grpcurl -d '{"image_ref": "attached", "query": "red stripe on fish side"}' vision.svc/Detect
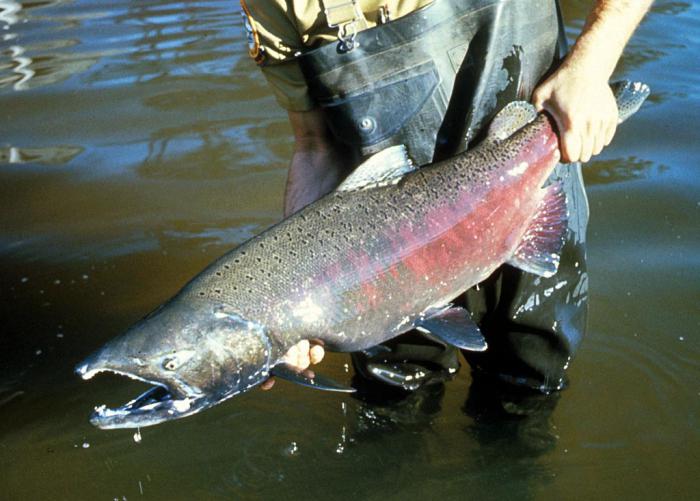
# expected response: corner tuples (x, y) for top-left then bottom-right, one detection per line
(398, 126), (560, 285)
(399, 189), (509, 282)
(345, 246), (387, 313)
(315, 122), (560, 314)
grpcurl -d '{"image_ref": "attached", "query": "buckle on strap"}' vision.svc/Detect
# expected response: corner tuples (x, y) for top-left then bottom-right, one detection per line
(322, 0), (368, 52)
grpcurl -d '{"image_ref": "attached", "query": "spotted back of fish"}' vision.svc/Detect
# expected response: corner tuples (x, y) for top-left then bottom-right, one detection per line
(179, 113), (557, 346)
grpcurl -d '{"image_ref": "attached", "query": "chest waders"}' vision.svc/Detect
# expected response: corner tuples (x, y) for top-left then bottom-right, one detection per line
(298, 0), (589, 393)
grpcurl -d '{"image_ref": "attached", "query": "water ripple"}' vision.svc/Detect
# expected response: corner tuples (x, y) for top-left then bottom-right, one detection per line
(0, 0), (243, 92)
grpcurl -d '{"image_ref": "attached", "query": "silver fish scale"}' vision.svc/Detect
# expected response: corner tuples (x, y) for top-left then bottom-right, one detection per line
(180, 116), (551, 349)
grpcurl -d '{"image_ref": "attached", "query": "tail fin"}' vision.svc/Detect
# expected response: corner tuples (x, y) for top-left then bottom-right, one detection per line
(611, 80), (650, 123)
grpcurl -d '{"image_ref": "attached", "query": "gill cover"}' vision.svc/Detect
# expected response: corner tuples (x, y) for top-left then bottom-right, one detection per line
(76, 299), (273, 429)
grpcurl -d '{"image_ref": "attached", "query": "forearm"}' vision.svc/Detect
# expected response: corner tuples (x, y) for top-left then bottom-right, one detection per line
(564, 0), (653, 80)
(283, 108), (353, 217)
(284, 145), (348, 216)
(533, 0), (652, 162)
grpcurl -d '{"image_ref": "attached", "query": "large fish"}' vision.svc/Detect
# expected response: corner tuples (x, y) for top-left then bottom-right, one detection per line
(76, 81), (649, 429)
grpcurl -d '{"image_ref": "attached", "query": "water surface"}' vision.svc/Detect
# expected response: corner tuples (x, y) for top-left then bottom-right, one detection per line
(1, 1), (698, 499)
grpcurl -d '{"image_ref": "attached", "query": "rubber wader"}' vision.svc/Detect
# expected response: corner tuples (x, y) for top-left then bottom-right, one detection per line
(297, 0), (589, 393)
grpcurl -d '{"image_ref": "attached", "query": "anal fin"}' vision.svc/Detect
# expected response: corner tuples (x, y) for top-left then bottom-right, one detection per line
(507, 181), (568, 277)
(271, 363), (355, 393)
(416, 306), (487, 352)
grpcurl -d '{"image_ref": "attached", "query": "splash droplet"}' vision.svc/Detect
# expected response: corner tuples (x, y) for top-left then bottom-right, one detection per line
(284, 441), (299, 456)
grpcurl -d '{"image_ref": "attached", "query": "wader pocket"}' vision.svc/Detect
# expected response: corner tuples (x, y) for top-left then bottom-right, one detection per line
(318, 62), (442, 153)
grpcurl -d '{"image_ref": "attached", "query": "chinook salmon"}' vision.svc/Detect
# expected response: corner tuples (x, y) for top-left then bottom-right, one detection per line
(75, 81), (649, 429)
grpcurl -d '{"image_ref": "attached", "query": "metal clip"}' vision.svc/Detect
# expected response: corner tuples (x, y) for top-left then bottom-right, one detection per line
(378, 6), (391, 24)
(324, 0), (366, 52)
(337, 21), (358, 52)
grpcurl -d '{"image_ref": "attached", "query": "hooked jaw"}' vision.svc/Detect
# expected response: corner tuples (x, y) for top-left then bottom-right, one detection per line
(74, 341), (270, 429)
(74, 358), (208, 429)
(75, 299), (274, 429)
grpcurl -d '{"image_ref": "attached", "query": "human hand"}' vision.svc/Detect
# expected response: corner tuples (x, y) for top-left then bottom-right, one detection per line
(260, 339), (325, 390)
(532, 64), (618, 163)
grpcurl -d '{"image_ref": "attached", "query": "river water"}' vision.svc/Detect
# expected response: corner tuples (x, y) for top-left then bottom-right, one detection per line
(0, 1), (698, 499)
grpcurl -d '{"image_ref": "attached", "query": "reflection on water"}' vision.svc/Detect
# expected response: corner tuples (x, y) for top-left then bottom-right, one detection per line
(0, 0), (103, 91)
(0, 144), (83, 164)
(0, 0), (21, 25)
(0, 0), (699, 499)
(463, 375), (560, 456)
(583, 156), (669, 185)
(0, 43), (33, 90)
(0, 379), (24, 408)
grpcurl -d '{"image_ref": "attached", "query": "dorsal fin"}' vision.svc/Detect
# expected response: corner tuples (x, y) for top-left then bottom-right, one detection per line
(486, 101), (538, 143)
(336, 145), (416, 192)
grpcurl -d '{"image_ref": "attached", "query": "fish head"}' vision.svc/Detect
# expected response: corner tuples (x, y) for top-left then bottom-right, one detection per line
(75, 299), (273, 429)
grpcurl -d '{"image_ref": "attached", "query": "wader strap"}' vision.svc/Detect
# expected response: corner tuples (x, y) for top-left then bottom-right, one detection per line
(322, 0), (368, 51)
(554, 0), (569, 58)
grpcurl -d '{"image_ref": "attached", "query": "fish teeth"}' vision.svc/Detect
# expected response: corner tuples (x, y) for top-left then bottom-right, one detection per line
(84, 367), (159, 386)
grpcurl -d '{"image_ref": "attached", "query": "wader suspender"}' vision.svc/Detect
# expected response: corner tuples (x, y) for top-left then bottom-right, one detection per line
(321, 0), (369, 51)
(555, 0), (569, 57)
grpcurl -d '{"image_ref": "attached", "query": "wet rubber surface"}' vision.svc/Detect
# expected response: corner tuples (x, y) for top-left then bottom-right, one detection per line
(1, 1), (698, 499)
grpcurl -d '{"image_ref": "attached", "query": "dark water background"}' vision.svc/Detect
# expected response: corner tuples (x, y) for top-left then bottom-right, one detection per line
(1, 0), (698, 499)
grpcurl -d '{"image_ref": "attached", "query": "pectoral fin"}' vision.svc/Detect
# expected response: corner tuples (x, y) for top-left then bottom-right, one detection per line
(507, 181), (568, 277)
(271, 363), (355, 393)
(416, 306), (487, 352)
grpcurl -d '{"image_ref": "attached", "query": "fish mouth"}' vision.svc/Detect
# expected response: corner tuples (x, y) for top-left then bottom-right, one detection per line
(75, 364), (208, 430)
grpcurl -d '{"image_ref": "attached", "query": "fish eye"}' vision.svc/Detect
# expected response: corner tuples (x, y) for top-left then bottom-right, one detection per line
(163, 357), (179, 371)
(161, 350), (195, 371)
